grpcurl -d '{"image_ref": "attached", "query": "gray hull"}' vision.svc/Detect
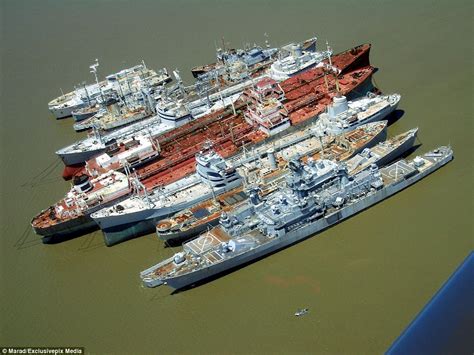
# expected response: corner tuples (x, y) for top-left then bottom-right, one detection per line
(159, 152), (452, 289)
(99, 180), (243, 246)
(351, 99), (398, 129)
(57, 148), (105, 166)
(72, 109), (97, 122)
(377, 132), (417, 167)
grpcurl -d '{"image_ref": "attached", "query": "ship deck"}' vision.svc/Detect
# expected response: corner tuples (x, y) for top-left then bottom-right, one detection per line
(287, 66), (375, 126)
(184, 227), (230, 255)
(380, 160), (417, 185)
(164, 188), (247, 231)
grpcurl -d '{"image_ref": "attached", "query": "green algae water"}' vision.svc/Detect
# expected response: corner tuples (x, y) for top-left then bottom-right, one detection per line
(1, 0), (472, 353)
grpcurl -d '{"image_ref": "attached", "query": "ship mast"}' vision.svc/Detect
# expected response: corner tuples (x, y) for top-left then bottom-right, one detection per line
(117, 79), (128, 109)
(326, 41), (340, 93)
(92, 123), (103, 144)
(126, 76), (133, 101)
(89, 59), (105, 104)
(82, 81), (91, 105)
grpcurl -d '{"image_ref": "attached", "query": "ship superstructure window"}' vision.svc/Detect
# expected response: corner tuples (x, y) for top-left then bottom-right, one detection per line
(206, 171), (223, 178)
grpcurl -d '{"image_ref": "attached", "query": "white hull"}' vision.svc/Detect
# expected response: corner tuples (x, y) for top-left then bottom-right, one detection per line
(49, 102), (85, 119)
(57, 147), (106, 166)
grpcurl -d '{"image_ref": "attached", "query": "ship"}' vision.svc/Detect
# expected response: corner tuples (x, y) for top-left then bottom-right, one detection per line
(91, 121), (387, 246)
(31, 171), (132, 241)
(156, 127), (417, 246)
(192, 44), (278, 79)
(71, 97), (118, 122)
(156, 187), (248, 246)
(314, 92), (400, 134)
(57, 115), (167, 167)
(155, 82), (242, 129)
(48, 62), (170, 119)
(140, 146), (453, 289)
(73, 101), (152, 132)
(344, 128), (418, 175)
(269, 40), (332, 81)
(71, 104), (102, 122)
(84, 134), (162, 177)
(190, 36), (283, 78)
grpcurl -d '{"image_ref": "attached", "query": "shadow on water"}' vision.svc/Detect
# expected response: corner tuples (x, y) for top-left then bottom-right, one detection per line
(400, 143), (422, 159)
(168, 249), (299, 295)
(41, 225), (99, 245)
(387, 109), (405, 127)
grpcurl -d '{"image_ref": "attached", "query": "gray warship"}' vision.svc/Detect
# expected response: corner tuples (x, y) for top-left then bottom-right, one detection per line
(140, 146), (453, 289)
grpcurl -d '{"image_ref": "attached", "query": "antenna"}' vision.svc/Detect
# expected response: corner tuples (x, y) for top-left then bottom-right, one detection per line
(89, 59), (105, 103)
(323, 67), (329, 91)
(82, 81), (91, 105)
(324, 41), (340, 94)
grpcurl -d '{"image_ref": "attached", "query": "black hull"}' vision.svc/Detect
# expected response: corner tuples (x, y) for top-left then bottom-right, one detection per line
(102, 219), (158, 247)
(159, 218), (219, 247)
(35, 215), (98, 243)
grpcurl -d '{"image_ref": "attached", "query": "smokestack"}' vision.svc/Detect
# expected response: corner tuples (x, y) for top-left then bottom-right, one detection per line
(267, 148), (277, 169)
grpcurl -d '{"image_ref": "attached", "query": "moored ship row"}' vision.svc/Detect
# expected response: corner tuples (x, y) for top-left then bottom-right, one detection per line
(34, 32), (453, 294)
(33, 40), (381, 244)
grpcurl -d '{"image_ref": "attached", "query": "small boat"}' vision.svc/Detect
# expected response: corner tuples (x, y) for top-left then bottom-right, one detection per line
(294, 308), (309, 317)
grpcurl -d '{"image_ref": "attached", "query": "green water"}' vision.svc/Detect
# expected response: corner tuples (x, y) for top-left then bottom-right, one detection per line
(1, 0), (472, 353)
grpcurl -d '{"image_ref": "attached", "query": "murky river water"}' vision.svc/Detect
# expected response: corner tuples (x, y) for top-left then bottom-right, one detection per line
(1, 0), (472, 353)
